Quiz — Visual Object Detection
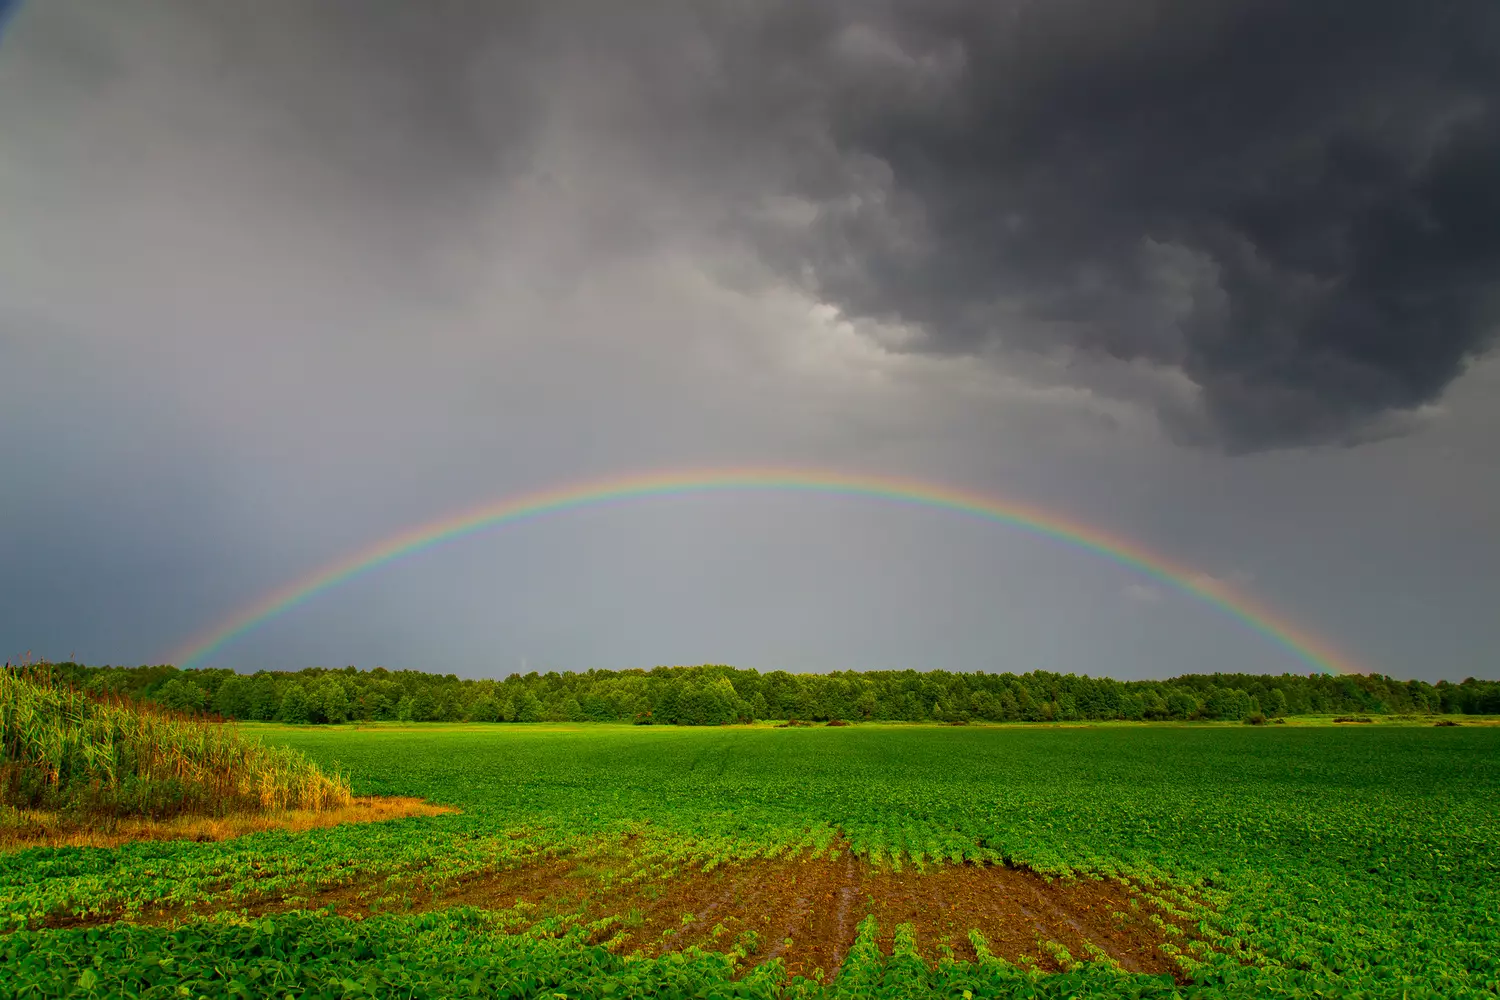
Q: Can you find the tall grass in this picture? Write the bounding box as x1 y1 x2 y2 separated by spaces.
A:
1 666 351 818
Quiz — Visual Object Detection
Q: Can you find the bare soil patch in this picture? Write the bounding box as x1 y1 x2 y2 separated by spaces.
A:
72 853 1192 981
568 854 1188 980
0 796 455 851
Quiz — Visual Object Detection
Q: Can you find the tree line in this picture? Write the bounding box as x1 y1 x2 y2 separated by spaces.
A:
23 660 1500 726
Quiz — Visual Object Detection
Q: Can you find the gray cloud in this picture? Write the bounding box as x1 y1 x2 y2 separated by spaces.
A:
15 0 1497 454
5 1 1500 680
561 0 1500 450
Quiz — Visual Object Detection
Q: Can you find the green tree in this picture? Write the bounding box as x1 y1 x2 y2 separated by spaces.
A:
279 683 313 724
1165 691 1199 719
312 677 350 724
470 696 502 722
656 681 684 725
211 675 251 718
155 677 206 713
248 675 280 721
411 690 438 722
702 678 743 725
970 690 1000 721
432 690 463 722
516 691 545 723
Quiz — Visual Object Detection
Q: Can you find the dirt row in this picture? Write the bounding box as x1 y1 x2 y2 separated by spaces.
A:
48 850 1199 981
436 853 1192 979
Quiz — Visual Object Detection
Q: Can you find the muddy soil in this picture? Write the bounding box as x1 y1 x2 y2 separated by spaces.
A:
561 853 1188 980
44 849 1197 981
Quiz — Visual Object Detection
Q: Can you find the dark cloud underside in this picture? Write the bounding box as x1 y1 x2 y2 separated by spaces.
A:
11 0 1498 455
5 0 1500 679
611 0 1500 450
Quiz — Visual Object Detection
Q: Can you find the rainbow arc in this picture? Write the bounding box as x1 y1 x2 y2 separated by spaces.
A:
169 468 1364 676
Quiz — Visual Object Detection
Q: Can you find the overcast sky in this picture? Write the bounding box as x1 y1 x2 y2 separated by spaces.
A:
3 1 1498 682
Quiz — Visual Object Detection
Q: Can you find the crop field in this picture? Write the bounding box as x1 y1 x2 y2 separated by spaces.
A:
4 723 1498 999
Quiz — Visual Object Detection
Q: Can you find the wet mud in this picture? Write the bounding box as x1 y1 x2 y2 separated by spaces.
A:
35 848 1199 981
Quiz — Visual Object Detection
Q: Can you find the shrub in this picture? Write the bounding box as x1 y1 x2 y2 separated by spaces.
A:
1 667 351 818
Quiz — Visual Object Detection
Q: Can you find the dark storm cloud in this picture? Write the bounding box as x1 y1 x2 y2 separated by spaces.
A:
604 0 1500 450
31 1 1497 451
7 0 1500 679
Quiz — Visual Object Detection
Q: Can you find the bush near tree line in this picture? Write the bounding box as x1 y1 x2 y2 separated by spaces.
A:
0 668 350 817
23 661 1500 727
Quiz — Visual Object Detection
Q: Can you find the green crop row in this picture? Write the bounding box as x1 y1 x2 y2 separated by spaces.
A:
4 909 1218 1000
3 724 1497 997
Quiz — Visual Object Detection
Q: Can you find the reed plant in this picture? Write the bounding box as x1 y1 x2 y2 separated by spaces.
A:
0 665 351 818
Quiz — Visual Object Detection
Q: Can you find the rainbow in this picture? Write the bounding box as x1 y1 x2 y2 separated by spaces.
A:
169 468 1364 675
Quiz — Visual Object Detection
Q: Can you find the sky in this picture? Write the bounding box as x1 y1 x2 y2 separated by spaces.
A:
2 0 1498 683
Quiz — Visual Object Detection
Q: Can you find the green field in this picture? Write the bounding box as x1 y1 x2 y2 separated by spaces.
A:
5 723 1498 998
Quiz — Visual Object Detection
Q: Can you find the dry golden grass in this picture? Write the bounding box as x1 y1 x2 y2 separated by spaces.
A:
2 668 352 815
0 796 456 851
